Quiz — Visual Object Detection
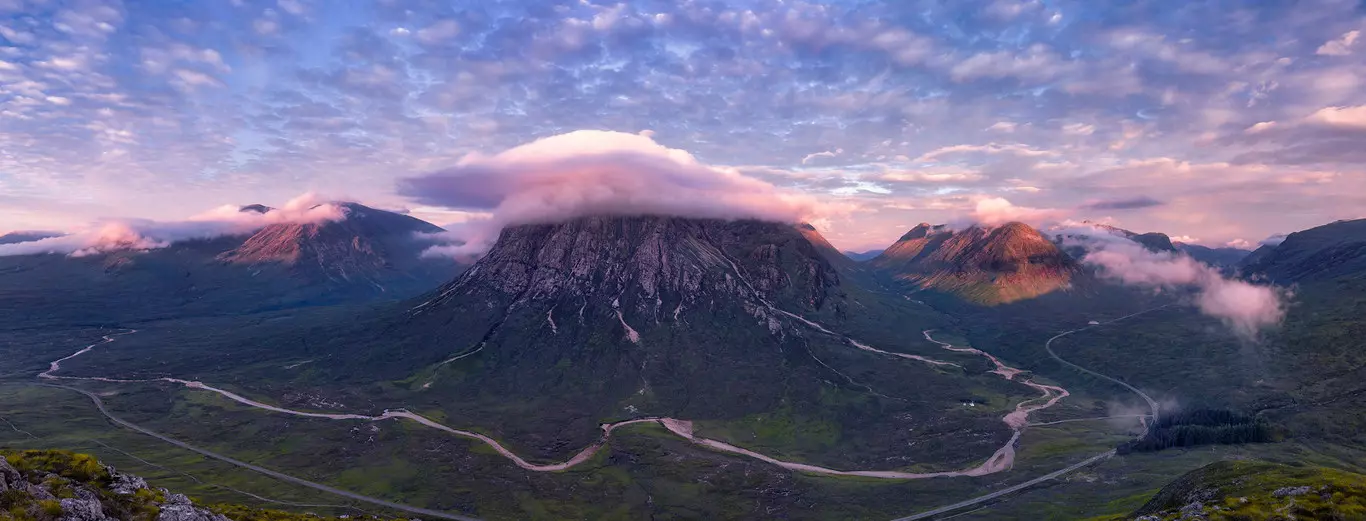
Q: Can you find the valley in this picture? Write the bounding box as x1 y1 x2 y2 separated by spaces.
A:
3 215 1365 520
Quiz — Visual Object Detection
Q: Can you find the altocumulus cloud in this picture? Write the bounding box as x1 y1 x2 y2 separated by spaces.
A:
398 130 826 257
0 193 346 257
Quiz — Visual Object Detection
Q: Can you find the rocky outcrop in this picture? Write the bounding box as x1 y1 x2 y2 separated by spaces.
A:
156 493 230 521
0 450 332 521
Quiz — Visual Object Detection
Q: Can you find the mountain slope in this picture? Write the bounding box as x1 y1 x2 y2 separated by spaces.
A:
220 202 447 289
869 222 1077 305
1240 218 1366 284
1175 242 1251 268
1117 460 1366 520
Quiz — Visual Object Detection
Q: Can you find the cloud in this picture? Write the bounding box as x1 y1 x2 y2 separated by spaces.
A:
1305 105 1366 129
915 143 1058 162
1064 229 1285 338
0 193 346 257
1081 196 1165 211
963 196 1066 227
1259 234 1288 247
1317 30 1360 56
801 148 843 164
397 130 826 256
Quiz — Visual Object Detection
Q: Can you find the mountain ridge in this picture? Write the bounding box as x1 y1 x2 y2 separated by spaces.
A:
869 221 1077 305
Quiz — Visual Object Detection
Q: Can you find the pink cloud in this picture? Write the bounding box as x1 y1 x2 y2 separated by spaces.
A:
398 130 827 257
963 196 1067 227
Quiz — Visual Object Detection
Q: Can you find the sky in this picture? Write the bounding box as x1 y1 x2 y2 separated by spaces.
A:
2 0 1365 251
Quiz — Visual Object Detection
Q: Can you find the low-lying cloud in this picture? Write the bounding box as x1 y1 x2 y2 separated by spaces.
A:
0 193 346 257
1063 226 1286 338
397 130 825 256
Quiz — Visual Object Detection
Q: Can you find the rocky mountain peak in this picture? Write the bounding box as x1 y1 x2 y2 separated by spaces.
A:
419 215 844 319
219 203 446 285
870 221 1075 304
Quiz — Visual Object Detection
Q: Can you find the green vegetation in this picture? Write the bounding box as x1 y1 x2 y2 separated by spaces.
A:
0 449 398 521
1118 409 1279 454
1105 460 1366 520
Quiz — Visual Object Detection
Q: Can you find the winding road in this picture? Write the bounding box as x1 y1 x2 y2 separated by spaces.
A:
37 319 1068 480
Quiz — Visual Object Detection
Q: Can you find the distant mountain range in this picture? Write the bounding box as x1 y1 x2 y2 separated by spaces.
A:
0 202 460 327
0 231 60 245
842 249 884 261
1175 242 1251 268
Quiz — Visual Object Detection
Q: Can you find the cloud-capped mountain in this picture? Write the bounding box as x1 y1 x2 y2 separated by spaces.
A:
289 215 1009 467
219 202 446 285
869 222 1077 305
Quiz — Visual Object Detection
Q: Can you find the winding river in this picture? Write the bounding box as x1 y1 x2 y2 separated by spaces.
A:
38 313 1068 479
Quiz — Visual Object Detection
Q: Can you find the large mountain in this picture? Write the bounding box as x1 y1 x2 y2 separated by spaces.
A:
869 222 1078 304
1240 218 1366 284
268 215 1010 468
220 202 448 288
0 203 459 327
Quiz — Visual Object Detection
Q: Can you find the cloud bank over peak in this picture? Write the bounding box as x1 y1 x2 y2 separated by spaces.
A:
1061 225 1286 338
0 193 347 258
398 130 826 256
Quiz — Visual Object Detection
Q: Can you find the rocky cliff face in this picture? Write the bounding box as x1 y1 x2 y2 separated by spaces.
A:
870 222 1076 304
418 215 845 322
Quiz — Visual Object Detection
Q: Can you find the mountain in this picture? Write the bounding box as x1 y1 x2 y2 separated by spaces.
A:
869 222 1078 305
271 215 1011 469
0 231 60 245
842 249 884 262
1174 242 1250 268
219 202 447 288
0 202 460 328
1055 223 1179 255
1240 218 1366 283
